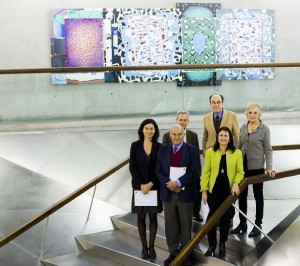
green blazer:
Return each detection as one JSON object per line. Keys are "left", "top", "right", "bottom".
{"left": 201, "top": 148, "right": 244, "bottom": 193}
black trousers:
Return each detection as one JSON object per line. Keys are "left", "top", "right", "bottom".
{"left": 207, "top": 191, "right": 233, "bottom": 246}
{"left": 238, "top": 168, "right": 265, "bottom": 225}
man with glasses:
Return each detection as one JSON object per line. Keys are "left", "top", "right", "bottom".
{"left": 162, "top": 110, "right": 202, "bottom": 222}
{"left": 157, "top": 124, "right": 199, "bottom": 266}
{"left": 202, "top": 94, "right": 239, "bottom": 157}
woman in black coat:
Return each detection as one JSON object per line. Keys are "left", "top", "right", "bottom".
{"left": 129, "top": 118, "right": 162, "bottom": 262}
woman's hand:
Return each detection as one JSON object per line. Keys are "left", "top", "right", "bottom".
{"left": 202, "top": 191, "right": 208, "bottom": 204}
{"left": 141, "top": 182, "right": 153, "bottom": 194}
{"left": 266, "top": 169, "right": 276, "bottom": 178}
{"left": 231, "top": 183, "right": 240, "bottom": 196}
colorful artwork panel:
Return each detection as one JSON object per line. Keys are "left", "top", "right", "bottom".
{"left": 216, "top": 9, "right": 275, "bottom": 80}
{"left": 65, "top": 19, "right": 103, "bottom": 67}
{"left": 51, "top": 9, "right": 107, "bottom": 84}
{"left": 114, "top": 8, "right": 182, "bottom": 83}
{"left": 176, "top": 3, "right": 221, "bottom": 86}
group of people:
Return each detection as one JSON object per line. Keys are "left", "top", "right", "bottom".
{"left": 129, "top": 94, "right": 275, "bottom": 266}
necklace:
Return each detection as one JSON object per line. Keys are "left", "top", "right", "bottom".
{"left": 248, "top": 122, "right": 260, "bottom": 132}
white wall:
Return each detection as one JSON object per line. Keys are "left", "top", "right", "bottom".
{"left": 0, "top": 0, "right": 299, "bottom": 122}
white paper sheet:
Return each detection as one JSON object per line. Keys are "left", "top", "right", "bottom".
{"left": 169, "top": 166, "right": 186, "bottom": 181}
{"left": 201, "top": 200, "right": 210, "bottom": 222}
{"left": 134, "top": 190, "right": 158, "bottom": 206}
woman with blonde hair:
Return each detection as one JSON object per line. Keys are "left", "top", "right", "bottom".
{"left": 231, "top": 102, "right": 275, "bottom": 237}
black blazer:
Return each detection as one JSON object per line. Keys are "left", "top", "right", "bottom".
{"left": 129, "top": 140, "right": 161, "bottom": 190}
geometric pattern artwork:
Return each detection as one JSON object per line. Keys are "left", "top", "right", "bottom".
{"left": 113, "top": 8, "right": 182, "bottom": 83}
{"left": 177, "top": 3, "right": 222, "bottom": 86}
{"left": 50, "top": 6, "right": 275, "bottom": 86}
{"left": 216, "top": 9, "right": 275, "bottom": 80}
{"left": 65, "top": 19, "right": 103, "bottom": 67}
{"left": 51, "top": 9, "right": 105, "bottom": 84}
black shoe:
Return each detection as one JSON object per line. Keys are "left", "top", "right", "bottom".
{"left": 149, "top": 247, "right": 157, "bottom": 260}
{"left": 182, "top": 257, "right": 192, "bottom": 266}
{"left": 204, "top": 246, "right": 216, "bottom": 257}
{"left": 142, "top": 248, "right": 149, "bottom": 260}
{"left": 230, "top": 223, "right": 247, "bottom": 234}
{"left": 248, "top": 225, "right": 262, "bottom": 237}
{"left": 193, "top": 215, "right": 203, "bottom": 222}
{"left": 219, "top": 242, "right": 226, "bottom": 257}
{"left": 164, "top": 254, "right": 176, "bottom": 266}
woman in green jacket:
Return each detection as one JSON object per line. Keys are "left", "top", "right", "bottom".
{"left": 201, "top": 127, "right": 244, "bottom": 258}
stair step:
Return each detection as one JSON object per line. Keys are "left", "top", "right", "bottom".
{"left": 41, "top": 251, "right": 124, "bottom": 266}
{"left": 76, "top": 229, "right": 168, "bottom": 265}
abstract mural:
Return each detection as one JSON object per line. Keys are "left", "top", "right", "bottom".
{"left": 50, "top": 5, "right": 275, "bottom": 86}
{"left": 112, "top": 8, "right": 182, "bottom": 83}
{"left": 216, "top": 9, "right": 275, "bottom": 80}
{"left": 177, "top": 3, "right": 221, "bottom": 86}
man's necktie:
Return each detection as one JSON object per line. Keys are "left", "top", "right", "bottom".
{"left": 173, "top": 146, "right": 178, "bottom": 153}
{"left": 216, "top": 115, "right": 220, "bottom": 121}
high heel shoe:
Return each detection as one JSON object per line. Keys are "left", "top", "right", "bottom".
{"left": 230, "top": 223, "right": 247, "bottom": 234}
{"left": 149, "top": 247, "right": 157, "bottom": 260}
{"left": 219, "top": 242, "right": 226, "bottom": 257}
{"left": 248, "top": 225, "right": 262, "bottom": 237}
{"left": 142, "top": 248, "right": 149, "bottom": 260}
{"left": 204, "top": 246, "right": 216, "bottom": 257}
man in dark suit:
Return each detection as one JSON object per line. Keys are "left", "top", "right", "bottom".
{"left": 162, "top": 110, "right": 203, "bottom": 222}
{"left": 157, "top": 124, "right": 199, "bottom": 266}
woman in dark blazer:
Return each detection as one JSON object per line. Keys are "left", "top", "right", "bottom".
{"left": 129, "top": 118, "right": 162, "bottom": 262}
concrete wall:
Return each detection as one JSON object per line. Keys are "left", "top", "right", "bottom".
{"left": 0, "top": 0, "right": 299, "bottom": 122}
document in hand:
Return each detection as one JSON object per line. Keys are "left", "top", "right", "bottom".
{"left": 134, "top": 190, "right": 158, "bottom": 206}
{"left": 169, "top": 166, "right": 186, "bottom": 181}
{"left": 201, "top": 200, "right": 210, "bottom": 222}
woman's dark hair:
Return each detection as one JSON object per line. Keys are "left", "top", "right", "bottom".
{"left": 213, "top": 126, "right": 236, "bottom": 152}
{"left": 138, "top": 118, "right": 159, "bottom": 142}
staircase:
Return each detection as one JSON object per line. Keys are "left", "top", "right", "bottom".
{"left": 41, "top": 213, "right": 254, "bottom": 266}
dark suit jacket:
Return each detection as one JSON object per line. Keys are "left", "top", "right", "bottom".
{"left": 162, "top": 129, "right": 201, "bottom": 190}
{"left": 156, "top": 142, "right": 199, "bottom": 202}
{"left": 129, "top": 140, "right": 161, "bottom": 190}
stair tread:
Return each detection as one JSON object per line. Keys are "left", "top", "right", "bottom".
{"left": 42, "top": 251, "right": 124, "bottom": 266}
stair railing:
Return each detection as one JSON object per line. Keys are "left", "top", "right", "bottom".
{"left": 170, "top": 167, "right": 300, "bottom": 266}
{"left": 0, "top": 156, "right": 129, "bottom": 248}
{"left": 0, "top": 144, "right": 299, "bottom": 251}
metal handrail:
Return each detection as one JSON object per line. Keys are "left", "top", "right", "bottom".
{"left": 0, "top": 62, "right": 300, "bottom": 75}
{"left": 170, "top": 168, "right": 300, "bottom": 266}
{"left": 0, "top": 144, "right": 299, "bottom": 248}
{"left": 0, "top": 156, "right": 129, "bottom": 248}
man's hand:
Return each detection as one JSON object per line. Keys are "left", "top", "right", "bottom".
{"left": 166, "top": 181, "right": 178, "bottom": 191}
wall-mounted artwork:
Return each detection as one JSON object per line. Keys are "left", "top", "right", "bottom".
{"left": 177, "top": 3, "right": 221, "bottom": 86}
{"left": 50, "top": 6, "right": 275, "bottom": 86}
{"left": 216, "top": 9, "right": 275, "bottom": 80}
{"left": 112, "top": 8, "right": 182, "bottom": 83}
{"left": 51, "top": 9, "right": 107, "bottom": 84}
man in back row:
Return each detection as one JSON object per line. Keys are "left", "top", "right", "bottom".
{"left": 162, "top": 110, "right": 203, "bottom": 222}
{"left": 202, "top": 94, "right": 240, "bottom": 156}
